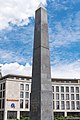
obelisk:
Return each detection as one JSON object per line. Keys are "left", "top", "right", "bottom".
{"left": 30, "top": 3, "right": 53, "bottom": 120}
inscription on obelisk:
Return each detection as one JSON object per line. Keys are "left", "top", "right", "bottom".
{"left": 30, "top": 3, "right": 53, "bottom": 120}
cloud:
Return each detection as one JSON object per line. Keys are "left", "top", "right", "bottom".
{"left": 49, "top": 11, "right": 80, "bottom": 47}
{"left": 0, "top": 49, "right": 29, "bottom": 64}
{"left": 0, "top": 60, "right": 80, "bottom": 79}
{"left": 1, "top": 62, "right": 32, "bottom": 76}
{"left": 51, "top": 60, "right": 80, "bottom": 79}
{"left": 0, "top": 23, "right": 34, "bottom": 64}
{"left": 50, "top": 0, "right": 80, "bottom": 10}
{"left": 0, "top": 0, "right": 46, "bottom": 30}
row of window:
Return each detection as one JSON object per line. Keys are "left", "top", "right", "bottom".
{"left": 9, "top": 76, "right": 31, "bottom": 81}
{"left": 20, "top": 84, "right": 29, "bottom": 91}
{"left": 0, "top": 83, "right": 5, "bottom": 90}
{"left": 52, "top": 80, "right": 77, "bottom": 83}
{"left": 7, "top": 111, "right": 28, "bottom": 119}
{"left": 53, "top": 101, "right": 80, "bottom": 110}
{"left": 0, "top": 99, "right": 29, "bottom": 110}
{"left": 53, "top": 93, "right": 80, "bottom": 100}
{"left": 20, "top": 92, "right": 29, "bottom": 98}
{"left": 52, "top": 86, "right": 79, "bottom": 93}
{"left": 20, "top": 99, "right": 29, "bottom": 109}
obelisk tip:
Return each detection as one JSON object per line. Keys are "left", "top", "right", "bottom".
{"left": 37, "top": 2, "right": 46, "bottom": 10}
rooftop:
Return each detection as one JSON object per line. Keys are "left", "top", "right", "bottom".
{"left": 0, "top": 74, "right": 80, "bottom": 83}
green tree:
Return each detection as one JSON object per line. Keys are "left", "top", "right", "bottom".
{"left": 22, "top": 117, "right": 30, "bottom": 120}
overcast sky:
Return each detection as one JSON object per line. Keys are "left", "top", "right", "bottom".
{"left": 0, "top": 0, "right": 80, "bottom": 79}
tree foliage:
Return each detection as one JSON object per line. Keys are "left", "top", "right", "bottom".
{"left": 54, "top": 116, "right": 80, "bottom": 120}
{"left": 22, "top": 117, "right": 30, "bottom": 120}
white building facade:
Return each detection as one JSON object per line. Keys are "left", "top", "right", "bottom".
{"left": 52, "top": 78, "right": 80, "bottom": 117}
{"left": 0, "top": 75, "right": 31, "bottom": 120}
{"left": 0, "top": 75, "right": 80, "bottom": 120}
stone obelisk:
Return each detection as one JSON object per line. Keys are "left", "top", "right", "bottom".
{"left": 30, "top": 3, "right": 53, "bottom": 120}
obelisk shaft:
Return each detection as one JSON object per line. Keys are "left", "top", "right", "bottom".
{"left": 30, "top": 5, "right": 53, "bottom": 120}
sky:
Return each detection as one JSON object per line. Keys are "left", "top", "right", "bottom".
{"left": 0, "top": 0, "right": 80, "bottom": 78}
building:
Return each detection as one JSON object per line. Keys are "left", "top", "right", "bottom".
{"left": 0, "top": 74, "right": 31, "bottom": 120}
{"left": 0, "top": 74, "right": 80, "bottom": 120}
{"left": 52, "top": 78, "right": 80, "bottom": 117}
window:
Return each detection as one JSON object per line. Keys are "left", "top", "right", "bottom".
{"left": 20, "top": 111, "right": 28, "bottom": 118}
{"left": 21, "top": 77, "right": 24, "bottom": 80}
{"left": 59, "top": 81, "right": 61, "bottom": 83}
{"left": 0, "top": 92, "right": 2, "bottom": 98}
{"left": 7, "top": 111, "right": 17, "bottom": 119}
{"left": 66, "top": 94, "right": 69, "bottom": 100}
{"left": 56, "top": 93, "right": 59, "bottom": 100}
{"left": 71, "top": 101, "right": 75, "bottom": 110}
{"left": 56, "top": 86, "right": 59, "bottom": 92}
{"left": 61, "top": 86, "right": 64, "bottom": 92}
{"left": 20, "top": 99, "right": 23, "bottom": 108}
{"left": 2, "top": 99, "right": 4, "bottom": 109}
{"left": 61, "top": 94, "right": 64, "bottom": 100}
{"left": 25, "top": 92, "right": 29, "bottom": 98}
{"left": 16, "top": 77, "right": 19, "bottom": 79}
{"left": 66, "top": 87, "right": 69, "bottom": 92}
{"left": 0, "top": 100, "right": 1, "bottom": 109}
{"left": 71, "top": 94, "right": 74, "bottom": 100}
{"left": 66, "top": 81, "right": 69, "bottom": 83}
{"left": 76, "top": 101, "right": 80, "bottom": 110}
{"left": 20, "top": 84, "right": 24, "bottom": 90}
{"left": 3, "top": 83, "right": 5, "bottom": 89}
{"left": 20, "top": 92, "right": 24, "bottom": 98}
{"left": 25, "top": 100, "right": 29, "bottom": 109}
{"left": 53, "top": 101, "right": 55, "bottom": 109}
{"left": 25, "top": 84, "right": 29, "bottom": 91}
{"left": 53, "top": 94, "right": 54, "bottom": 99}
{"left": 66, "top": 101, "right": 70, "bottom": 109}
{"left": 0, "top": 111, "right": 4, "bottom": 120}
{"left": 61, "top": 101, "right": 65, "bottom": 110}
{"left": 0, "top": 84, "right": 2, "bottom": 90}
{"left": 76, "top": 87, "right": 79, "bottom": 93}
{"left": 52, "top": 86, "right": 54, "bottom": 92}
{"left": 9, "top": 76, "right": 15, "bottom": 79}
{"left": 3, "top": 91, "right": 5, "bottom": 98}
{"left": 56, "top": 101, "right": 59, "bottom": 109}
{"left": 76, "top": 94, "right": 79, "bottom": 100}
{"left": 71, "top": 87, "right": 74, "bottom": 92}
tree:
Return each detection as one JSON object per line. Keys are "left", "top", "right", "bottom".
{"left": 22, "top": 117, "right": 30, "bottom": 120}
